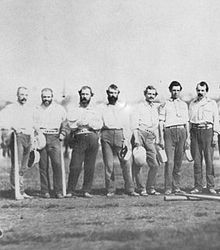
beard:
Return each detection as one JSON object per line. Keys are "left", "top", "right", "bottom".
{"left": 42, "top": 99, "right": 52, "bottom": 106}
{"left": 108, "top": 95, "right": 118, "bottom": 105}
{"left": 80, "top": 97, "right": 91, "bottom": 105}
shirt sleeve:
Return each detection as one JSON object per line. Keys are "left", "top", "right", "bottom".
{"left": 158, "top": 102, "right": 166, "bottom": 122}
{"left": 212, "top": 100, "right": 220, "bottom": 133}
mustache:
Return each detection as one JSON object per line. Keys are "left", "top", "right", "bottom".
{"left": 198, "top": 93, "right": 203, "bottom": 97}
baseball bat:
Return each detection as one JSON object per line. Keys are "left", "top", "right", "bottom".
{"left": 13, "top": 132, "right": 22, "bottom": 200}
{"left": 164, "top": 195, "right": 199, "bottom": 201}
{"left": 177, "top": 193, "right": 220, "bottom": 201}
{"left": 60, "top": 142, "right": 66, "bottom": 196}
{"left": 164, "top": 195, "right": 189, "bottom": 201}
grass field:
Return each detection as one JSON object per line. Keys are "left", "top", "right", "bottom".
{"left": 0, "top": 148, "right": 220, "bottom": 250}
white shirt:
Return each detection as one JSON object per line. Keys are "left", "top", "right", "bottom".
{"left": 67, "top": 104, "right": 102, "bottom": 130}
{"left": 159, "top": 98, "right": 189, "bottom": 127}
{"left": 34, "top": 102, "right": 66, "bottom": 130}
{"left": 131, "top": 101, "right": 159, "bottom": 132}
{"left": 189, "top": 97, "right": 220, "bottom": 133}
{"left": 0, "top": 101, "right": 35, "bottom": 135}
{"left": 101, "top": 102, "right": 131, "bottom": 140}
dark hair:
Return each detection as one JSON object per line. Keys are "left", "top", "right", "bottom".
{"left": 196, "top": 81, "right": 209, "bottom": 92}
{"left": 144, "top": 85, "right": 158, "bottom": 96}
{"left": 168, "top": 81, "right": 182, "bottom": 92}
{"left": 41, "top": 88, "right": 53, "bottom": 97}
{"left": 106, "top": 84, "right": 120, "bottom": 94}
{"left": 78, "top": 86, "right": 94, "bottom": 96}
{"left": 17, "top": 86, "right": 28, "bottom": 95}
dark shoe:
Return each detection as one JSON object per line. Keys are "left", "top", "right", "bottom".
{"left": 190, "top": 188, "right": 201, "bottom": 194}
{"left": 128, "top": 191, "right": 140, "bottom": 197}
{"left": 164, "top": 189, "right": 172, "bottom": 195}
{"left": 55, "top": 193, "right": 64, "bottom": 199}
{"left": 140, "top": 190, "right": 148, "bottom": 196}
{"left": 106, "top": 192, "right": 115, "bottom": 197}
{"left": 173, "top": 188, "right": 186, "bottom": 195}
{"left": 148, "top": 189, "right": 160, "bottom": 195}
{"left": 83, "top": 192, "right": 93, "bottom": 198}
{"left": 208, "top": 188, "right": 217, "bottom": 195}
{"left": 42, "top": 192, "right": 50, "bottom": 199}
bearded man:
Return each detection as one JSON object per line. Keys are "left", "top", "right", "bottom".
{"left": 66, "top": 86, "right": 102, "bottom": 198}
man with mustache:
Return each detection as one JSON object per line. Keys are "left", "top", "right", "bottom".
{"left": 159, "top": 81, "right": 189, "bottom": 195}
{"left": 0, "top": 87, "right": 34, "bottom": 199}
{"left": 131, "top": 85, "right": 160, "bottom": 196}
{"left": 34, "top": 88, "right": 67, "bottom": 198}
{"left": 66, "top": 86, "right": 102, "bottom": 198}
{"left": 101, "top": 84, "right": 139, "bottom": 197}
{"left": 189, "top": 82, "right": 219, "bottom": 194}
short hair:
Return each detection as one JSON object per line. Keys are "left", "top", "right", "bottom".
{"left": 106, "top": 84, "right": 120, "bottom": 94}
{"left": 41, "top": 88, "right": 53, "bottom": 97}
{"left": 168, "top": 81, "right": 182, "bottom": 92}
{"left": 196, "top": 81, "right": 209, "bottom": 92}
{"left": 17, "top": 86, "right": 28, "bottom": 95}
{"left": 78, "top": 86, "right": 94, "bottom": 96}
{"left": 144, "top": 85, "right": 158, "bottom": 96}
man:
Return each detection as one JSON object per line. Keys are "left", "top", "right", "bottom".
{"left": 34, "top": 88, "right": 67, "bottom": 198}
{"left": 159, "top": 81, "right": 189, "bottom": 195}
{"left": 189, "top": 81, "right": 219, "bottom": 194}
{"left": 66, "top": 86, "right": 102, "bottom": 198}
{"left": 0, "top": 87, "right": 34, "bottom": 199}
{"left": 131, "top": 85, "right": 160, "bottom": 196}
{"left": 101, "top": 84, "right": 139, "bottom": 197}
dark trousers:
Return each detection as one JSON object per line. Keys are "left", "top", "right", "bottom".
{"left": 191, "top": 128, "right": 214, "bottom": 189}
{"left": 132, "top": 130, "right": 159, "bottom": 191}
{"left": 67, "top": 132, "right": 99, "bottom": 193}
{"left": 101, "top": 129, "right": 134, "bottom": 193}
{"left": 39, "top": 134, "right": 62, "bottom": 194}
{"left": 10, "top": 133, "right": 31, "bottom": 192}
{"left": 164, "top": 127, "right": 187, "bottom": 191}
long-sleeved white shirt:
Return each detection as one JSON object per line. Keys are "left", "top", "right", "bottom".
{"left": 0, "top": 102, "right": 35, "bottom": 135}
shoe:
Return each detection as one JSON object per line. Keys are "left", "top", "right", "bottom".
{"left": 15, "top": 194, "right": 24, "bottom": 200}
{"left": 42, "top": 192, "right": 50, "bottom": 199}
{"left": 190, "top": 188, "right": 201, "bottom": 194}
{"left": 128, "top": 191, "right": 140, "bottom": 197}
{"left": 164, "top": 189, "right": 172, "bottom": 195}
{"left": 173, "top": 189, "right": 186, "bottom": 195}
{"left": 23, "top": 192, "right": 33, "bottom": 199}
{"left": 83, "top": 192, "right": 93, "bottom": 198}
{"left": 208, "top": 188, "right": 217, "bottom": 195}
{"left": 140, "top": 190, "right": 148, "bottom": 196}
{"left": 148, "top": 189, "right": 160, "bottom": 195}
{"left": 106, "top": 192, "right": 115, "bottom": 197}
{"left": 65, "top": 193, "right": 73, "bottom": 198}
{"left": 55, "top": 193, "right": 64, "bottom": 199}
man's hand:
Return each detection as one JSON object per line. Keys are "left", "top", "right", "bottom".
{"left": 211, "top": 133, "right": 218, "bottom": 148}
{"left": 59, "top": 133, "right": 65, "bottom": 141}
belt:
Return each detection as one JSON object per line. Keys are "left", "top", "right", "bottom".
{"left": 191, "top": 123, "right": 213, "bottom": 129}
{"left": 40, "top": 128, "right": 59, "bottom": 134}
{"left": 75, "top": 128, "right": 95, "bottom": 135}
{"left": 165, "top": 125, "right": 185, "bottom": 129}
{"left": 139, "top": 129, "right": 155, "bottom": 135}
{"left": 101, "top": 128, "right": 122, "bottom": 131}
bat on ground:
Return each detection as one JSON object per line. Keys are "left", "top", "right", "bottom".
{"left": 164, "top": 195, "right": 199, "bottom": 201}
{"left": 177, "top": 193, "right": 220, "bottom": 201}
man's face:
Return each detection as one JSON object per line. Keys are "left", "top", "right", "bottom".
{"left": 80, "top": 88, "right": 92, "bottom": 105}
{"left": 170, "top": 86, "right": 181, "bottom": 100}
{"left": 41, "top": 90, "right": 53, "bottom": 107}
{"left": 107, "top": 88, "right": 119, "bottom": 105}
{"left": 145, "top": 89, "right": 157, "bottom": 103}
{"left": 17, "top": 88, "right": 28, "bottom": 105}
{"left": 196, "top": 85, "right": 207, "bottom": 99}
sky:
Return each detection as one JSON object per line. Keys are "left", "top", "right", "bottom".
{"left": 0, "top": 0, "right": 220, "bottom": 105}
